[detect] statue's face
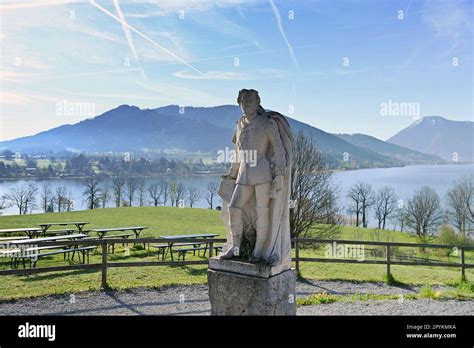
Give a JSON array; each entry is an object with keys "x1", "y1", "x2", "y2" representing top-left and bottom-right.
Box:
[{"x1": 240, "y1": 94, "x2": 259, "y2": 116}]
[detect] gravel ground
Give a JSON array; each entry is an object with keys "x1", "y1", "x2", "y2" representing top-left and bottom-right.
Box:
[{"x1": 1, "y1": 280, "x2": 472, "y2": 316}]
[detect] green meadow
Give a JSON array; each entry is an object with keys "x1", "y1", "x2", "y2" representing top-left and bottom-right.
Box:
[{"x1": 0, "y1": 206, "x2": 472, "y2": 300}]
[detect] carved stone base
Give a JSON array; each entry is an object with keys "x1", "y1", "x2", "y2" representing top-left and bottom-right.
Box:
[{"x1": 207, "y1": 257, "x2": 296, "y2": 315}]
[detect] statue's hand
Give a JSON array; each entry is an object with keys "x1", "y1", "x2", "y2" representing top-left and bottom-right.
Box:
[
  {"x1": 267, "y1": 254, "x2": 279, "y2": 266},
  {"x1": 272, "y1": 175, "x2": 284, "y2": 191}
]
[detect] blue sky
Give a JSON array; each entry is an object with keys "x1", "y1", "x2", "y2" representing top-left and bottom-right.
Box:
[{"x1": 0, "y1": 0, "x2": 472, "y2": 141}]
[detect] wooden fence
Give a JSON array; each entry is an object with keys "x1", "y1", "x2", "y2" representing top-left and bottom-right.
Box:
[{"x1": 0, "y1": 237, "x2": 472, "y2": 288}]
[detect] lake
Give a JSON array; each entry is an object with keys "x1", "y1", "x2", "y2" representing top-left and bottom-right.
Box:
[{"x1": 0, "y1": 164, "x2": 473, "y2": 228}]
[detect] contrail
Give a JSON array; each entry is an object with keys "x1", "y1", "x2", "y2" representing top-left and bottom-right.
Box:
[
  {"x1": 113, "y1": 0, "x2": 138, "y2": 60},
  {"x1": 268, "y1": 0, "x2": 298, "y2": 68},
  {"x1": 89, "y1": 0, "x2": 203, "y2": 75},
  {"x1": 113, "y1": 0, "x2": 146, "y2": 80}
]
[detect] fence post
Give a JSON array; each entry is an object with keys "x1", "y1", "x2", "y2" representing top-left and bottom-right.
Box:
[
  {"x1": 101, "y1": 240, "x2": 108, "y2": 289},
  {"x1": 209, "y1": 241, "x2": 214, "y2": 259},
  {"x1": 295, "y1": 239, "x2": 300, "y2": 276},
  {"x1": 386, "y1": 245, "x2": 391, "y2": 280},
  {"x1": 460, "y1": 247, "x2": 465, "y2": 279}
]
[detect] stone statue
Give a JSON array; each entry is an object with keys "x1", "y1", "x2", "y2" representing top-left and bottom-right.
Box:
[{"x1": 219, "y1": 89, "x2": 292, "y2": 268}]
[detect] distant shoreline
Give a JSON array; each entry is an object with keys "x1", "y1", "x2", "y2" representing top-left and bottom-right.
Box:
[{"x1": 0, "y1": 162, "x2": 472, "y2": 182}]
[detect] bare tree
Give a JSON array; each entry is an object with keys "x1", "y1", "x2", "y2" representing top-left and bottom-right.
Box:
[
  {"x1": 54, "y1": 185, "x2": 69, "y2": 212},
  {"x1": 40, "y1": 182, "x2": 53, "y2": 213},
  {"x1": 0, "y1": 196, "x2": 8, "y2": 214},
  {"x1": 290, "y1": 132, "x2": 341, "y2": 239},
  {"x1": 446, "y1": 176, "x2": 473, "y2": 237},
  {"x1": 23, "y1": 183, "x2": 38, "y2": 214},
  {"x1": 187, "y1": 186, "x2": 202, "y2": 208},
  {"x1": 405, "y1": 186, "x2": 443, "y2": 244},
  {"x1": 4, "y1": 186, "x2": 26, "y2": 215},
  {"x1": 206, "y1": 181, "x2": 219, "y2": 209},
  {"x1": 126, "y1": 177, "x2": 138, "y2": 206},
  {"x1": 160, "y1": 181, "x2": 169, "y2": 206},
  {"x1": 347, "y1": 182, "x2": 374, "y2": 228},
  {"x1": 65, "y1": 191, "x2": 74, "y2": 211},
  {"x1": 112, "y1": 177, "x2": 125, "y2": 207},
  {"x1": 137, "y1": 179, "x2": 146, "y2": 206},
  {"x1": 170, "y1": 181, "x2": 186, "y2": 207},
  {"x1": 374, "y1": 186, "x2": 397, "y2": 230},
  {"x1": 99, "y1": 187, "x2": 111, "y2": 209},
  {"x1": 83, "y1": 177, "x2": 101, "y2": 210},
  {"x1": 4, "y1": 184, "x2": 38, "y2": 215},
  {"x1": 148, "y1": 182, "x2": 163, "y2": 206},
  {"x1": 394, "y1": 205, "x2": 407, "y2": 232}
]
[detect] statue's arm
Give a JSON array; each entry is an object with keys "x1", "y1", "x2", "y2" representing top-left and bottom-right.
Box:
[
  {"x1": 267, "y1": 118, "x2": 287, "y2": 176},
  {"x1": 227, "y1": 144, "x2": 240, "y2": 178},
  {"x1": 224, "y1": 126, "x2": 240, "y2": 179}
]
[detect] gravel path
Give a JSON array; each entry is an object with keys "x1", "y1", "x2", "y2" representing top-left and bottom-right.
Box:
[{"x1": 1, "y1": 280, "x2": 472, "y2": 316}]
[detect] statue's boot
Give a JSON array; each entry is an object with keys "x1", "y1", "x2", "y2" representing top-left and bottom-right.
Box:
[
  {"x1": 220, "y1": 207, "x2": 243, "y2": 259},
  {"x1": 250, "y1": 207, "x2": 270, "y2": 262}
]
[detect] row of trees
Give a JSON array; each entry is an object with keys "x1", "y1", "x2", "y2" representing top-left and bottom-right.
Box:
[
  {"x1": 106, "y1": 177, "x2": 220, "y2": 209},
  {"x1": 0, "y1": 178, "x2": 222, "y2": 214},
  {"x1": 346, "y1": 176, "x2": 473, "y2": 242},
  {"x1": 0, "y1": 182, "x2": 75, "y2": 215}
]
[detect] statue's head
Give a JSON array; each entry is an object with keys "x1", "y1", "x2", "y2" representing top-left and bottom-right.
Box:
[{"x1": 237, "y1": 89, "x2": 261, "y2": 116}]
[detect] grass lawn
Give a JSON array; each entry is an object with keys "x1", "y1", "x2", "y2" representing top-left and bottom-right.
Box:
[{"x1": 0, "y1": 206, "x2": 472, "y2": 300}]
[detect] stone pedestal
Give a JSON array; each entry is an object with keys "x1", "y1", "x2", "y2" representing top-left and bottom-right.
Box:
[{"x1": 207, "y1": 257, "x2": 296, "y2": 315}]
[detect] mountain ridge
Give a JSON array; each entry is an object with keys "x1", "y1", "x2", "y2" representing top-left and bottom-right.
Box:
[
  {"x1": 0, "y1": 105, "x2": 454, "y2": 168},
  {"x1": 387, "y1": 116, "x2": 473, "y2": 162}
]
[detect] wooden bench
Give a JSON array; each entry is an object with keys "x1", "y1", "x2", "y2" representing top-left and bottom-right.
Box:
[
  {"x1": 0, "y1": 236, "x2": 30, "y2": 245},
  {"x1": 16, "y1": 246, "x2": 97, "y2": 268},
  {"x1": 1, "y1": 246, "x2": 63, "y2": 268},
  {"x1": 214, "y1": 245, "x2": 223, "y2": 255},
  {"x1": 42, "y1": 229, "x2": 76, "y2": 236},
  {"x1": 102, "y1": 233, "x2": 134, "y2": 253},
  {"x1": 69, "y1": 246, "x2": 97, "y2": 265},
  {"x1": 151, "y1": 244, "x2": 169, "y2": 260},
  {"x1": 173, "y1": 245, "x2": 209, "y2": 261},
  {"x1": 6, "y1": 246, "x2": 70, "y2": 268}
]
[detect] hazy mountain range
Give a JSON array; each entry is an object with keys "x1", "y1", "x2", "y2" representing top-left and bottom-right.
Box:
[
  {"x1": 1, "y1": 105, "x2": 469, "y2": 168},
  {"x1": 387, "y1": 116, "x2": 473, "y2": 162}
]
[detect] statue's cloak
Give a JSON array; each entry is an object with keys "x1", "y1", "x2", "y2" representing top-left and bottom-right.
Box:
[{"x1": 219, "y1": 110, "x2": 292, "y2": 267}]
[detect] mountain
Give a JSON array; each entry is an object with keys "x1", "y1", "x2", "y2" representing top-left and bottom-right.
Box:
[
  {"x1": 153, "y1": 105, "x2": 399, "y2": 167},
  {"x1": 0, "y1": 104, "x2": 444, "y2": 168},
  {"x1": 387, "y1": 116, "x2": 474, "y2": 162},
  {"x1": 335, "y1": 133, "x2": 445, "y2": 164},
  {"x1": 0, "y1": 105, "x2": 231, "y2": 154}
]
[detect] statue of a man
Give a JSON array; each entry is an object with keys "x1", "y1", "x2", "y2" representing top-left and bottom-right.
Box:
[{"x1": 219, "y1": 89, "x2": 292, "y2": 267}]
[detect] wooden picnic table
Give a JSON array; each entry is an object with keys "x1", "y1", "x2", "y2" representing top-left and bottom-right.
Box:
[
  {"x1": 0, "y1": 227, "x2": 43, "y2": 239},
  {"x1": 38, "y1": 222, "x2": 90, "y2": 233},
  {"x1": 90, "y1": 226, "x2": 147, "y2": 239},
  {"x1": 158, "y1": 233, "x2": 218, "y2": 261},
  {"x1": 3, "y1": 234, "x2": 90, "y2": 268},
  {"x1": 8, "y1": 233, "x2": 87, "y2": 245}
]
